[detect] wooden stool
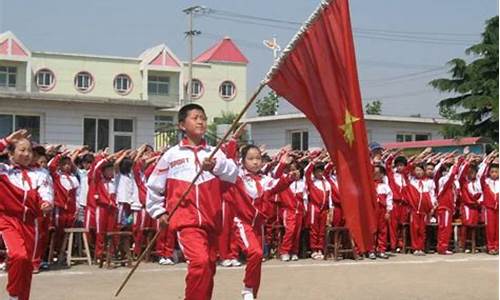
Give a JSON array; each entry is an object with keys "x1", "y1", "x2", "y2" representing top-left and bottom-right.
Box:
[
  {"x1": 143, "y1": 227, "x2": 158, "y2": 262},
  {"x1": 401, "y1": 223, "x2": 413, "y2": 254},
  {"x1": 59, "y1": 228, "x2": 92, "y2": 267},
  {"x1": 270, "y1": 224, "x2": 284, "y2": 258},
  {"x1": 324, "y1": 226, "x2": 357, "y2": 260},
  {"x1": 47, "y1": 226, "x2": 57, "y2": 264},
  {"x1": 451, "y1": 222, "x2": 462, "y2": 252},
  {"x1": 464, "y1": 224, "x2": 486, "y2": 254},
  {"x1": 100, "y1": 231, "x2": 133, "y2": 269}
]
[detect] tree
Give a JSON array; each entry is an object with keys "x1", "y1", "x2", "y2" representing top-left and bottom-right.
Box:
[
  {"x1": 429, "y1": 16, "x2": 499, "y2": 142},
  {"x1": 364, "y1": 100, "x2": 382, "y2": 115},
  {"x1": 207, "y1": 111, "x2": 247, "y2": 145},
  {"x1": 256, "y1": 91, "x2": 279, "y2": 116}
]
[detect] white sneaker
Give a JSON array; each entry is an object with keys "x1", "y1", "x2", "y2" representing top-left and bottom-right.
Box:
[
  {"x1": 231, "y1": 259, "x2": 242, "y2": 267},
  {"x1": 158, "y1": 257, "x2": 175, "y2": 265},
  {"x1": 291, "y1": 254, "x2": 299, "y2": 261},
  {"x1": 220, "y1": 259, "x2": 232, "y2": 267},
  {"x1": 280, "y1": 254, "x2": 290, "y2": 262},
  {"x1": 310, "y1": 251, "x2": 318, "y2": 259},
  {"x1": 241, "y1": 287, "x2": 254, "y2": 300},
  {"x1": 0, "y1": 262, "x2": 6, "y2": 271},
  {"x1": 9, "y1": 296, "x2": 19, "y2": 300},
  {"x1": 315, "y1": 251, "x2": 324, "y2": 260},
  {"x1": 465, "y1": 249, "x2": 471, "y2": 254}
]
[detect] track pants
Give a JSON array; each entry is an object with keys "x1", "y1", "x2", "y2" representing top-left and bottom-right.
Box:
[
  {"x1": 177, "y1": 227, "x2": 218, "y2": 300},
  {"x1": 0, "y1": 215, "x2": 38, "y2": 300},
  {"x1": 234, "y1": 218, "x2": 264, "y2": 298},
  {"x1": 95, "y1": 205, "x2": 117, "y2": 259},
  {"x1": 410, "y1": 211, "x2": 427, "y2": 251},
  {"x1": 372, "y1": 207, "x2": 388, "y2": 253},
  {"x1": 436, "y1": 209, "x2": 453, "y2": 253},
  {"x1": 309, "y1": 205, "x2": 327, "y2": 252},
  {"x1": 389, "y1": 201, "x2": 409, "y2": 250},
  {"x1": 280, "y1": 209, "x2": 303, "y2": 255},
  {"x1": 484, "y1": 208, "x2": 499, "y2": 251}
]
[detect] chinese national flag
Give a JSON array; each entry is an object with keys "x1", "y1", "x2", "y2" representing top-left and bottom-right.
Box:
[{"x1": 267, "y1": 0, "x2": 377, "y2": 251}]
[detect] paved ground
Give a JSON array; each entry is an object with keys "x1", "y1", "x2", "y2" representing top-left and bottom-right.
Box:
[{"x1": 0, "y1": 254, "x2": 497, "y2": 300}]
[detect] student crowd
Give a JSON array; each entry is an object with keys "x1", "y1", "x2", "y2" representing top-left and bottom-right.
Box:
[{"x1": 0, "y1": 105, "x2": 498, "y2": 300}]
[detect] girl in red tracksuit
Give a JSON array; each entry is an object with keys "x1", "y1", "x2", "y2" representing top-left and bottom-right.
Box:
[
  {"x1": 48, "y1": 154, "x2": 79, "y2": 256},
  {"x1": 93, "y1": 157, "x2": 117, "y2": 260},
  {"x1": 0, "y1": 133, "x2": 53, "y2": 300},
  {"x1": 435, "y1": 157, "x2": 463, "y2": 254},
  {"x1": 458, "y1": 160, "x2": 484, "y2": 252},
  {"x1": 225, "y1": 144, "x2": 298, "y2": 300},
  {"x1": 403, "y1": 163, "x2": 436, "y2": 255},
  {"x1": 305, "y1": 160, "x2": 332, "y2": 260},
  {"x1": 370, "y1": 165, "x2": 393, "y2": 259},
  {"x1": 273, "y1": 154, "x2": 306, "y2": 262},
  {"x1": 324, "y1": 162, "x2": 344, "y2": 227},
  {"x1": 481, "y1": 161, "x2": 499, "y2": 254}
]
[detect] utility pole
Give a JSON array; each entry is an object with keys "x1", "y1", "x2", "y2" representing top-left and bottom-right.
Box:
[{"x1": 183, "y1": 5, "x2": 203, "y2": 105}]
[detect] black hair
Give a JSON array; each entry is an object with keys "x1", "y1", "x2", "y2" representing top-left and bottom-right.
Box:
[
  {"x1": 241, "y1": 144, "x2": 261, "y2": 160},
  {"x1": 313, "y1": 162, "x2": 326, "y2": 172},
  {"x1": 102, "y1": 161, "x2": 114, "y2": 170},
  {"x1": 469, "y1": 163, "x2": 479, "y2": 173},
  {"x1": 441, "y1": 163, "x2": 453, "y2": 172},
  {"x1": 414, "y1": 163, "x2": 425, "y2": 171},
  {"x1": 394, "y1": 156, "x2": 408, "y2": 166},
  {"x1": 289, "y1": 160, "x2": 305, "y2": 178},
  {"x1": 178, "y1": 104, "x2": 206, "y2": 123},
  {"x1": 119, "y1": 158, "x2": 134, "y2": 175},
  {"x1": 426, "y1": 162, "x2": 436, "y2": 168},
  {"x1": 490, "y1": 163, "x2": 499, "y2": 169},
  {"x1": 81, "y1": 153, "x2": 95, "y2": 164},
  {"x1": 262, "y1": 154, "x2": 272, "y2": 163}
]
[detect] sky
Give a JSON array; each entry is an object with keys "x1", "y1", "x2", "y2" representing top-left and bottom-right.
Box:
[{"x1": 0, "y1": 0, "x2": 497, "y2": 118}]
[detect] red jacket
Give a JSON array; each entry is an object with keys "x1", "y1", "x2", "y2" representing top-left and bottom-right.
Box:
[
  {"x1": 93, "y1": 158, "x2": 116, "y2": 208},
  {"x1": 48, "y1": 154, "x2": 79, "y2": 214},
  {"x1": 481, "y1": 164, "x2": 499, "y2": 210},
  {"x1": 436, "y1": 158, "x2": 463, "y2": 211},
  {"x1": 305, "y1": 163, "x2": 331, "y2": 210},
  {"x1": 146, "y1": 138, "x2": 238, "y2": 233}
]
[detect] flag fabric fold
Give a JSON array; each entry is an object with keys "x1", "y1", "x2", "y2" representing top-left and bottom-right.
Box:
[{"x1": 266, "y1": 0, "x2": 377, "y2": 252}]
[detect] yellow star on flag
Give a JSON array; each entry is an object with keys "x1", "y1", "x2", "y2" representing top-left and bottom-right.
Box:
[{"x1": 339, "y1": 109, "x2": 360, "y2": 147}]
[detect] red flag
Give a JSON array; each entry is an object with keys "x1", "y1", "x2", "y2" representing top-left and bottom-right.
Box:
[{"x1": 266, "y1": 0, "x2": 377, "y2": 252}]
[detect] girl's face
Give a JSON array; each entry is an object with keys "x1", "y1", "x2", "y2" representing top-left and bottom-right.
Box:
[
  {"x1": 489, "y1": 167, "x2": 499, "y2": 180},
  {"x1": 244, "y1": 148, "x2": 262, "y2": 174},
  {"x1": 467, "y1": 169, "x2": 477, "y2": 180},
  {"x1": 60, "y1": 161, "x2": 72, "y2": 173},
  {"x1": 103, "y1": 166, "x2": 114, "y2": 179},
  {"x1": 425, "y1": 165, "x2": 434, "y2": 178},
  {"x1": 36, "y1": 156, "x2": 48, "y2": 169},
  {"x1": 373, "y1": 167, "x2": 383, "y2": 181},
  {"x1": 9, "y1": 139, "x2": 33, "y2": 167},
  {"x1": 414, "y1": 167, "x2": 424, "y2": 179},
  {"x1": 396, "y1": 163, "x2": 405, "y2": 173}
]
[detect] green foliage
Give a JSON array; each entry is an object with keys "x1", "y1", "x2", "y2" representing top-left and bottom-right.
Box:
[
  {"x1": 207, "y1": 111, "x2": 246, "y2": 145},
  {"x1": 256, "y1": 91, "x2": 279, "y2": 116},
  {"x1": 429, "y1": 16, "x2": 499, "y2": 142},
  {"x1": 364, "y1": 100, "x2": 382, "y2": 115}
]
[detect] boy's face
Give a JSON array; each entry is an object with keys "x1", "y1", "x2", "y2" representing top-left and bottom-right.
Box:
[
  {"x1": 36, "y1": 156, "x2": 48, "y2": 169},
  {"x1": 179, "y1": 109, "x2": 207, "y2": 139},
  {"x1": 425, "y1": 165, "x2": 434, "y2": 178},
  {"x1": 489, "y1": 167, "x2": 498, "y2": 180},
  {"x1": 103, "y1": 166, "x2": 114, "y2": 179},
  {"x1": 373, "y1": 167, "x2": 383, "y2": 181},
  {"x1": 467, "y1": 169, "x2": 477, "y2": 180},
  {"x1": 313, "y1": 169, "x2": 324, "y2": 180},
  {"x1": 60, "y1": 161, "x2": 72, "y2": 173},
  {"x1": 81, "y1": 161, "x2": 91, "y2": 170}
]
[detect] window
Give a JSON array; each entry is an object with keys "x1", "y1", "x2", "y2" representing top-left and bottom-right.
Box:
[
  {"x1": 219, "y1": 81, "x2": 236, "y2": 100},
  {"x1": 114, "y1": 74, "x2": 132, "y2": 95},
  {"x1": 83, "y1": 118, "x2": 109, "y2": 151},
  {"x1": 290, "y1": 130, "x2": 309, "y2": 151},
  {"x1": 415, "y1": 134, "x2": 430, "y2": 141},
  {"x1": 155, "y1": 115, "x2": 174, "y2": 131},
  {"x1": 113, "y1": 118, "x2": 134, "y2": 152},
  {"x1": 188, "y1": 79, "x2": 204, "y2": 99},
  {"x1": 74, "y1": 71, "x2": 94, "y2": 93},
  {"x1": 396, "y1": 132, "x2": 431, "y2": 142},
  {"x1": 35, "y1": 69, "x2": 55, "y2": 91},
  {"x1": 148, "y1": 75, "x2": 170, "y2": 96},
  {"x1": 0, "y1": 114, "x2": 41, "y2": 143},
  {"x1": 0, "y1": 66, "x2": 16, "y2": 88}
]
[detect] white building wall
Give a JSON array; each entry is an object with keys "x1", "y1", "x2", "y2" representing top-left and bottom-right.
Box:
[
  {"x1": 0, "y1": 99, "x2": 155, "y2": 148},
  {"x1": 249, "y1": 117, "x2": 446, "y2": 154}
]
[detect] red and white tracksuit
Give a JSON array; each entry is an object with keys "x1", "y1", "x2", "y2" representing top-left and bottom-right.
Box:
[
  {"x1": 385, "y1": 156, "x2": 410, "y2": 250},
  {"x1": 146, "y1": 138, "x2": 238, "y2": 300},
  {"x1": 218, "y1": 196, "x2": 240, "y2": 260},
  {"x1": 403, "y1": 174, "x2": 436, "y2": 252},
  {"x1": 435, "y1": 160, "x2": 462, "y2": 254},
  {"x1": 225, "y1": 167, "x2": 294, "y2": 298},
  {"x1": 93, "y1": 159, "x2": 117, "y2": 259},
  {"x1": 481, "y1": 168, "x2": 499, "y2": 252},
  {"x1": 48, "y1": 154, "x2": 79, "y2": 253},
  {"x1": 305, "y1": 163, "x2": 331, "y2": 252},
  {"x1": 372, "y1": 181, "x2": 393, "y2": 253},
  {"x1": 32, "y1": 168, "x2": 52, "y2": 271},
  {"x1": 0, "y1": 139, "x2": 54, "y2": 300}
]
